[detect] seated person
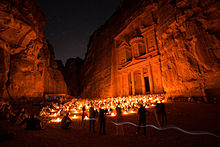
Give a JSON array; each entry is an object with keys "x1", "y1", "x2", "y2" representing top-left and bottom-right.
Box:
[
  {"x1": 61, "y1": 112, "x2": 72, "y2": 129},
  {"x1": 0, "y1": 119, "x2": 14, "y2": 141},
  {"x1": 22, "y1": 114, "x2": 42, "y2": 130}
]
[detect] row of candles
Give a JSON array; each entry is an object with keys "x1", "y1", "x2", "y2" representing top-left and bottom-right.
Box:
[{"x1": 40, "y1": 94, "x2": 165, "y2": 123}]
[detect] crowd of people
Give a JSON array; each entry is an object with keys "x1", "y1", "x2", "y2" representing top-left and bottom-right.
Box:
[
  {"x1": 40, "y1": 94, "x2": 165, "y2": 120},
  {"x1": 0, "y1": 103, "x2": 43, "y2": 141},
  {"x1": 60, "y1": 100, "x2": 167, "y2": 136},
  {"x1": 0, "y1": 94, "x2": 167, "y2": 142},
  {"x1": 39, "y1": 94, "x2": 167, "y2": 136}
]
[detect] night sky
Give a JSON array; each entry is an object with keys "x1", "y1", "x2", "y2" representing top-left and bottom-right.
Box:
[{"x1": 35, "y1": 0, "x2": 120, "y2": 64}]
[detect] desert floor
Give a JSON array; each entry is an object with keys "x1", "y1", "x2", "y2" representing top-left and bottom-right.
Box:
[{"x1": 0, "y1": 102, "x2": 220, "y2": 147}]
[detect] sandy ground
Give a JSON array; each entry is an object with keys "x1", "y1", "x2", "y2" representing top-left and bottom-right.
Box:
[{"x1": 0, "y1": 103, "x2": 220, "y2": 147}]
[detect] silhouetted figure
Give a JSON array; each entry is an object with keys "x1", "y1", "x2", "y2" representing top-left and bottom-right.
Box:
[
  {"x1": 19, "y1": 108, "x2": 26, "y2": 120},
  {"x1": 61, "y1": 112, "x2": 72, "y2": 129},
  {"x1": 81, "y1": 106, "x2": 86, "y2": 127},
  {"x1": 99, "y1": 108, "x2": 107, "y2": 135},
  {"x1": 9, "y1": 110, "x2": 17, "y2": 123},
  {"x1": 89, "y1": 105, "x2": 96, "y2": 133},
  {"x1": 24, "y1": 114, "x2": 41, "y2": 130},
  {"x1": 16, "y1": 108, "x2": 27, "y2": 124},
  {"x1": 137, "y1": 104, "x2": 147, "y2": 136},
  {"x1": 115, "y1": 106, "x2": 124, "y2": 135},
  {"x1": 156, "y1": 102, "x2": 167, "y2": 126},
  {"x1": 82, "y1": 106, "x2": 85, "y2": 121}
]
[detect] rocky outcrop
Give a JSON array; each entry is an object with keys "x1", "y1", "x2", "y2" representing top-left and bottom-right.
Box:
[
  {"x1": 80, "y1": 0, "x2": 148, "y2": 98},
  {"x1": 81, "y1": 0, "x2": 220, "y2": 100},
  {"x1": 56, "y1": 60, "x2": 65, "y2": 75},
  {"x1": 0, "y1": 0, "x2": 67, "y2": 100},
  {"x1": 64, "y1": 58, "x2": 82, "y2": 97},
  {"x1": 156, "y1": 0, "x2": 220, "y2": 99}
]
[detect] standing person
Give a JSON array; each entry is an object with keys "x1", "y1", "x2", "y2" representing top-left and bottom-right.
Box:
[
  {"x1": 137, "y1": 104, "x2": 147, "y2": 136},
  {"x1": 89, "y1": 104, "x2": 96, "y2": 133},
  {"x1": 82, "y1": 106, "x2": 85, "y2": 120},
  {"x1": 115, "y1": 106, "x2": 124, "y2": 135},
  {"x1": 160, "y1": 101, "x2": 167, "y2": 125},
  {"x1": 155, "y1": 101, "x2": 161, "y2": 128},
  {"x1": 81, "y1": 106, "x2": 86, "y2": 127},
  {"x1": 61, "y1": 112, "x2": 72, "y2": 129},
  {"x1": 156, "y1": 101, "x2": 167, "y2": 126},
  {"x1": 99, "y1": 108, "x2": 107, "y2": 135}
]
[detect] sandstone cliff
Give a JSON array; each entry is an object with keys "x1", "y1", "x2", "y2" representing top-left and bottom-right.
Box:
[
  {"x1": 64, "y1": 58, "x2": 82, "y2": 97},
  {"x1": 81, "y1": 0, "x2": 220, "y2": 100},
  {"x1": 156, "y1": 0, "x2": 220, "y2": 99},
  {"x1": 80, "y1": 0, "x2": 148, "y2": 98},
  {"x1": 0, "y1": 0, "x2": 67, "y2": 100}
]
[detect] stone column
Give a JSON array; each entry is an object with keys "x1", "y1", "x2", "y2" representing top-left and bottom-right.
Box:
[
  {"x1": 124, "y1": 72, "x2": 129, "y2": 96},
  {"x1": 148, "y1": 62, "x2": 154, "y2": 93},
  {"x1": 141, "y1": 68, "x2": 146, "y2": 95},
  {"x1": 131, "y1": 71, "x2": 135, "y2": 95},
  {"x1": 120, "y1": 74, "x2": 123, "y2": 96},
  {"x1": 144, "y1": 37, "x2": 148, "y2": 53}
]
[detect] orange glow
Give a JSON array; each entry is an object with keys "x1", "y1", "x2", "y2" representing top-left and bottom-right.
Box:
[
  {"x1": 130, "y1": 110, "x2": 135, "y2": 113},
  {"x1": 123, "y1": 111, "x2": 128, "y2": 115},
  {"x1": 111, "y1": 113, "x2": 116, "y2": 116},
  {"x1": 71, "y1": 115, "x2": 79, "y2": 120},
  {"x1": 50, "y1": 117, "x2": 61, "y2": 123},
  {"x1": 41, "y1": 94, "x2": 165, "y2": 123},
  {"x1": 50, "y1": 113, "x2": 57, "y2": 117}
]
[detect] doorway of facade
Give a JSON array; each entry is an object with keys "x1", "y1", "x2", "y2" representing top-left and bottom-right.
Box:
[{"x1": 144, "y1": 77, "x2": 150, "y2": 92}]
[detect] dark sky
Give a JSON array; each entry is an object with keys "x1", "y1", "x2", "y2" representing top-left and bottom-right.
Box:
[{"x1": 35, "y1": 0, "x2": 120, "y2": 64}]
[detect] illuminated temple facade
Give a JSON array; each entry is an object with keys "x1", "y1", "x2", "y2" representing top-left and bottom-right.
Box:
[
  {"x1": 81, "y1": 0, "x2": 220, "y2": 100},
  {"x1": 112, "y1": 24, "x2": 164, "y2": 96}
]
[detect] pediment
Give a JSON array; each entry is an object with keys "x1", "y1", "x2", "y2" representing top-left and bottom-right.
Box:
[
  {"x1": 119, "y1": 41, "x2": 130, "y2": 48},
  {"x1": 122, "y1": 58, "x2": 146, "y2": 68}
]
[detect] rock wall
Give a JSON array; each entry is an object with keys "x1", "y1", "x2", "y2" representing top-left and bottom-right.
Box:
[
  {"x1": 80, "y1": 0, "x2": 148, "y2": 98},
  {"x1": 0, "y1": 0, "x2": 67, "y2": 100},
  {"x1": 64, "y1": 58, "x2": 82, "y2": 97},
  {"x1": 156, "y1": 0, "x2": 220, "y2": 99},
  {"x1": 81, "y1": 0, "x2": 220, "y2": 100}
]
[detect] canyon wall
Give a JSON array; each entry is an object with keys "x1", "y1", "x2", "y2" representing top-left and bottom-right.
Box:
[
  {"x1": 1, "y1": 0, "x2": 219, "y2": 100},
  {"x1": 64, "y1": 58, "x2": 82, "y2": 97},
  {"x1": 156, "y1": 0, "x2": 220, "y2": 99},
  {"x1": 0, "y1": 0, "x2": 67, "y2": 100},
  {"x1": 80, "y1": 0, "x2": 147, "y2": 98},
  {"x1": 81, "y1": 0, "x2": 220, "y2": 100}
]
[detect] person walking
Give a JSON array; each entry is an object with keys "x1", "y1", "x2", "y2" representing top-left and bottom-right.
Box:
[
  {"x1": 115, "y1": 106, "x2": 124, "y2": 135},
  {"x1": 99, "y1": 108, "x2": 107, "y2": 135},
  {"x1": 81, "y1": 106, "x2": 86, "y2": 127},
  {"x1": 89, "y1": 104, "x2": 96, "y2": 133},
  {"x1": 137, "y1": 104, "x2": 147, "y2": 136}
]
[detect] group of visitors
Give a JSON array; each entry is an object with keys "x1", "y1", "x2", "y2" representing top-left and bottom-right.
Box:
[
  {"x1": 0, "y1": 103, "x2": 43, "y2": 141},
  {"x1": 61, "y1": 103, "x2": 108, "y2": 135},
  {"x1": 0, "y1": 99, "x2": 167, "y2": 142},
  {"x1": 60, "y1": 101, "x2": 167, "y2": 136}
]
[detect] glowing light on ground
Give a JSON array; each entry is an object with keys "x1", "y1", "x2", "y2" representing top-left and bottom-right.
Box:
[
  {"x1": 111, "y1": 113, "x2": 115, "y2": 116},
  {"x1": 40, "y1": 94, "x2": 165, "y2": 123},
  {"x1": 70, "y1": 115, "x2": 79, "y2": 120},
  {"x1": 50, "y1": 113, "x2": 57, "y2": 117},
  {"x1": 50, "y1": 117, "x2": 61, "y2": 123}
]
